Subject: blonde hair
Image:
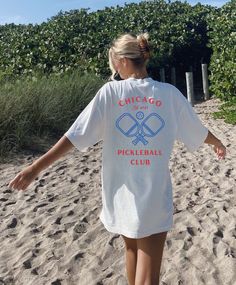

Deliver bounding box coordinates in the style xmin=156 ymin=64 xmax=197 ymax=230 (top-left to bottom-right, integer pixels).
xmin=108 ymin=32 xmax=151 ymax=81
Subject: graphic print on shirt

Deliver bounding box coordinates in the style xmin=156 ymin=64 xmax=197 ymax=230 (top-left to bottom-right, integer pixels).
xmin=115 ymin=111 xmax=165 ymax=145
xmin=115 ymin=95 xmax=165 ymax=166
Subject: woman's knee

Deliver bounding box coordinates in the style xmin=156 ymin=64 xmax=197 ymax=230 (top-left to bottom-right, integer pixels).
xmin=135 ymin=277 xmax=159 ymax=285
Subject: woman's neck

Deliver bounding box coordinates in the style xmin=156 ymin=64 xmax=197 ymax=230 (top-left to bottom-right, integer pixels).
xmin=126 ymin=71 xmax=149 ymax=79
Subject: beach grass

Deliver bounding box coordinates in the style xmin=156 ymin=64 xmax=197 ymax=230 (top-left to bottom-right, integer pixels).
xmin=0 ymin=69 xmax=105 ymax=162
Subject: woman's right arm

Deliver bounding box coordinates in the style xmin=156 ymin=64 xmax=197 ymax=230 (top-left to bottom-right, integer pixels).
xmin=8 ymin=135 xmax=74 ymax=191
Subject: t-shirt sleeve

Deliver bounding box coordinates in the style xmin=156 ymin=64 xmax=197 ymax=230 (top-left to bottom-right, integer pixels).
xmin=64 ymin=85 xmax=105 ymax=152
xmin=173 ymin=86 xmax=209 ymax=153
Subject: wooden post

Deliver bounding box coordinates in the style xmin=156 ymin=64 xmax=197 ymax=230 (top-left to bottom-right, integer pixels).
xmin=185 ymin=72 xmax=195 ymax=106
xmin=171 ymin=67 xmax=176 ymax=86
xmin=160 ymin=68 xmax=165 ymax=82
xmin=202 ymin=63 xmax=210 ymax=100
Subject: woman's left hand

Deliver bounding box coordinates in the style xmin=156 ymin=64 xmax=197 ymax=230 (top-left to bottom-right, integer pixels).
xmin=213 ymin=142 xmax=226 ymax=160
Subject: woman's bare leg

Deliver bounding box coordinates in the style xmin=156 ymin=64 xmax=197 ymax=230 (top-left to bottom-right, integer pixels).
xmin=121 ymin=235 xmax=137 ymax=285
xmin=135 ymin=231 xmax=168 ymax=285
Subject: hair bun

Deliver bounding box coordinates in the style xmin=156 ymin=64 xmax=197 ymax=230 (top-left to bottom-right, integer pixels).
xmin=137 ymin=32 xmax=150 ymax=60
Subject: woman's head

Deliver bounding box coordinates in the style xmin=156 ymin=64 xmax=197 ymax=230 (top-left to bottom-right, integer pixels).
xmin=108 ymin=32 xmax=151 ymax=80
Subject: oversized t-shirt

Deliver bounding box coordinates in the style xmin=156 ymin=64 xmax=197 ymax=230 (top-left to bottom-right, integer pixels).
xmin=64 ymin=77 xmax=208 ymax=238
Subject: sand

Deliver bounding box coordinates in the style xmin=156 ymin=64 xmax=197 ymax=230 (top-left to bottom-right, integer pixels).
xmin=0 ymin=97 xmax=235 ymax=285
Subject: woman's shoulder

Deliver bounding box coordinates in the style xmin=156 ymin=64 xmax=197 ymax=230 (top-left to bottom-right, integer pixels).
xmin=103 ymin=78 xmax=180 ymax=94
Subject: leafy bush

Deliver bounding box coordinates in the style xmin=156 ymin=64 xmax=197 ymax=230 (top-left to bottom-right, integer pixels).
xmin=0 ymin=1 xmax=216 ymax=83
xmin=207 ymin=0 xmax=236 ymax=101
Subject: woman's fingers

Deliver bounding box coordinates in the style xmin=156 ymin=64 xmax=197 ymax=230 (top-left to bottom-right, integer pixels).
xmin=8 ymin=165 xmax=38 ymax=191
xmin=16 ymin=178 xmax=27 ymax=191
xmin=221 ymin=146 xmax=226 ymax=159
xmin=8 ymin=173 xmax=23 ymax=189
xmin=213 ymin=145 xmax=226 ymax=160
xmin=20 ymin=181 xmax=29 ymax=191
xmin=10 ymin=176 xmax=24 ymax=190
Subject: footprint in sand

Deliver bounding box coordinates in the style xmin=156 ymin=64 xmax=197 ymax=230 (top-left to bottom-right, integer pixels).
xmin=31 ymin=267 xmax=39 ymax=275
xmin=74 ymin=252 xmax=85 ymax=261
xmin=212 ymin=228 xmax=224 ymax=256
xmin=74 ymin=222 xmax=88 ymax=234
xmin=7 ymin=217 xmax=18 ymax=228
xmin=69 ymin=177 xmax=76 ymax=183
xmin=5 ymin=201 xmax=16 ymax=207
xmin=23 ymin=258 xmax=32 ymax=269
xmin=79 ymin=182 xmax=86 ymax=188
xmin=30 ymin=224 xmax=45 ymax=234
xmin=23 ymin=247 xmax=41 ymax=271
xmin=225 ymin=168 xmax=233 ymax=177
xmin=225 ymin=247 xmax=236 ymax=258
xmin=55 ymin=217 xmax=62 ymax=225
xmin=47 ymin=229 xmax=65 ymax=239
xmin=48 ymin=196 xmax=55 ymax=202
xmin=108 ymin=234 xmax=120 ymax=247
xmin=194 ymin=187 xmax=201 ymax=196
xmin=0 ymin=197 xmax=8 ymax=202
xmin=80 ymin=195 xmax=88 ymax=203
xmin=73 ymin=223 xmax=88 ymax=241
xmin=80 ymin=167 xmax=90 ymax=175
xmin=81 ymin=154 xmax=89 ymax=162
xmin=3 ymin=189 xmax=12 ymax=194
xmin=26 ymin=194 xmax=36 ymax=202
xmin=47 ymin=206 xmax=57 ymax=213
xmin=186 ymin=226 xmax=198 ymax=236
xmin=51 ymin=279 xmax=62 ymax=285
xmin=55 ymin=165 xmax=67 ymax=172
xmin=183 ymin=237 xmax=193 ymax=251
xmin=73 ymin=198 xmax=80 ymax=204
xmin=33 ymin=203 xmax=48 ymax=212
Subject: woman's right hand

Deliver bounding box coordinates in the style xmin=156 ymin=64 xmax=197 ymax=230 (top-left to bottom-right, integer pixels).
xmin=8 ymin=164 xmax=40 ymax=191
xmin=8 ymin=135 xmax=74 ymax=191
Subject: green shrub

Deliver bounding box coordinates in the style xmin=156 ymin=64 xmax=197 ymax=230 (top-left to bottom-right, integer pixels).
xmin=0 ymin=1 xmax=216 ymax=82
xmin=207 ymin=0 xmax=236 ymax=101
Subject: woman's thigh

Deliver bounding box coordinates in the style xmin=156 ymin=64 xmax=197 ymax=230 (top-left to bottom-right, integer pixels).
xmin=135 ymin=231 xmax=168 ymax=284
xmin=122 ymin=235 xmax=137 ymax=250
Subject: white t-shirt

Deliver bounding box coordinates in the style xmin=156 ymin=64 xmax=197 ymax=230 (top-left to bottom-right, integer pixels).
xmin=64 ymin=77 xmax=208 ymax=238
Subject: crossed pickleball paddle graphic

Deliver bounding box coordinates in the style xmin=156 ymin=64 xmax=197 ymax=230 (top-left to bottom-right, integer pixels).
xmin=115 ymin=111 xmax=165 ymax=145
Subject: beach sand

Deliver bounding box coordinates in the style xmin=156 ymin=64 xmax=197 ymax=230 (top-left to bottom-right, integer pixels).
xmin=0 ymin=97 xmax=235 ymax=285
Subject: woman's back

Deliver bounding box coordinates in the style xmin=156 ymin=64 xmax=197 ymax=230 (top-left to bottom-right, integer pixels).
xmin=64 ymin=76 xmax=209 ymax=239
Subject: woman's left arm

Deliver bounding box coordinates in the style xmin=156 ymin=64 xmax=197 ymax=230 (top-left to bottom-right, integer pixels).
xmin=204 ymin=130 xmax=226 ymax=160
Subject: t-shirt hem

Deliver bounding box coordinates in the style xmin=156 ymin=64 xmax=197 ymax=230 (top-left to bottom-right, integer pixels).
xmin=100 ymin=217 xmax=173 ymax=239
xmin=64 ymin=132 xmax=88 ymax=152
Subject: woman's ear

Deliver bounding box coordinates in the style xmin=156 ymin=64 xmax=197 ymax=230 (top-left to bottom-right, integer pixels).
xmin=121 ymin=57 xmax=127 ymax=67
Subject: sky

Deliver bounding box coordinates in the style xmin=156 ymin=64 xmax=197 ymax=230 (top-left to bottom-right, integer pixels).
xmin=0 ymin=0 xmax=229 ymax=25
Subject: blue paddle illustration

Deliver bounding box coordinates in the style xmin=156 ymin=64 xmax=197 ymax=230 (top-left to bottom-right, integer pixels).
xmin=132 ymin=113 xmax=165 ymax=145
xmin=115 ymin=113 xmax=148 ymax=145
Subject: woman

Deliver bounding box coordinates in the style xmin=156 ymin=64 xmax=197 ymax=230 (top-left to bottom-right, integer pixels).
xmin=8 ymin=32 xmax=226 ymax=285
